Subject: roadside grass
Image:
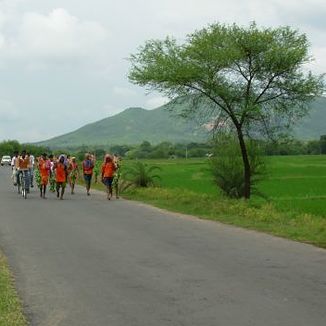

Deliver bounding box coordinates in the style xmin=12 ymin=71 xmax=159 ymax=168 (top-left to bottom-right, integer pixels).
xmin=83 ymin=155 xmax=326 ymax=248
xmin=0 ymin=252 xmax=26 ymax=326
xmin=122 ymin=187 xmax=326 ymax=248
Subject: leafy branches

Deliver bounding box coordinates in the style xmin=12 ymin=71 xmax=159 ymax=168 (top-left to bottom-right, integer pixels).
xmin=129 ymin=22 xmax=325 ymax=198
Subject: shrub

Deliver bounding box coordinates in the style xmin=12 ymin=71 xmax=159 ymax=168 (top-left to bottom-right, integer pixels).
xmin=125 ymin=161 xmax=161 ymax=187
xmin=210 ymin=134 xmax=265 ymax=198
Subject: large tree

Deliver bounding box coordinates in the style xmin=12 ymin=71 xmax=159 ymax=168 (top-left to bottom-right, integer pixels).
xmin=128 ymin=23 xmax=324 ymax=199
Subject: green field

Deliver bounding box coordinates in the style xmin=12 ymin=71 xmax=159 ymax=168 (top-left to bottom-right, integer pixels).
xmin=124 ymin=155 xmax=326 ymax=218
xmin=260 ymin=156 xmax=326 ymax=216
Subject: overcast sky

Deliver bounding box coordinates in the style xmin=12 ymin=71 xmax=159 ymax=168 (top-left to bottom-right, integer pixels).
xmin=0 ymin=0 xmax=325 ymax=142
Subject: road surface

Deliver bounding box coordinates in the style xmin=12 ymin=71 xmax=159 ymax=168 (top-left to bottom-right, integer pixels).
xmin=0 ymin=167 xmax=325 ymax=326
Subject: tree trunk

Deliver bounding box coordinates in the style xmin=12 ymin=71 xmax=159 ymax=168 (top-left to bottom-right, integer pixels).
xmin=236 ymin=127 xmax=251 ymax=199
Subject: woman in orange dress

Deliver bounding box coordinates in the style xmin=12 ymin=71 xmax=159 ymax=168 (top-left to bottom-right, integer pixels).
xmin=101 ymin=154 xmax=116 ymax=200
xmin=38 ymin=153 xmax=50 ymax=199
xmin=53 ymin=155 xmax=68 ymax=200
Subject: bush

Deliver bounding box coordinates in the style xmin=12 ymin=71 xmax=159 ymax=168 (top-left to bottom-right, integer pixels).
xmin=125 ymin=161 xmax=161 ymax=187
xmin=210 ymin=134 xmax=265 ymax=198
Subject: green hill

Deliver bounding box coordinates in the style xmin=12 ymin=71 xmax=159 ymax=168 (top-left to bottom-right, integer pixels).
xmin=38 ymin=97 xmax=326 ymax=149
xmin=38 ymin=105 xmax=209 ymax=148
xmin=293 ymin=97 xmax=326 ymax=139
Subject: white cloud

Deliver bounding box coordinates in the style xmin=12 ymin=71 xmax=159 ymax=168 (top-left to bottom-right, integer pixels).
xmin=309 ymin=46 xmax=326 ymax=74
xmin=0 ymin=8 xmax=110 ymax=66
xmin=145 ymin=96 xmax=169 ymax=109
xmin=113 ymin=86 xmax=137 ymax=97
xmin=0 ymin=99 xmax=19 ymax=122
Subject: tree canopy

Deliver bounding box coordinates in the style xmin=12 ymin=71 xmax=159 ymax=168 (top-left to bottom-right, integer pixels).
xmin=129 ymin=23 xmax=325 ymax=198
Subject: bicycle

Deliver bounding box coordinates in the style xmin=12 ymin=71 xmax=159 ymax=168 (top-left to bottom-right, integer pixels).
xmin=17 ymin=169 xmax=30 ymax=199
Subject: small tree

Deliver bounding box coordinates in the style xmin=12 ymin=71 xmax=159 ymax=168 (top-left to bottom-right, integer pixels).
xmin=211 ymin=133 xmax=265 ymax=198
xmin=129 ymin=23 xmax=324 ymax=198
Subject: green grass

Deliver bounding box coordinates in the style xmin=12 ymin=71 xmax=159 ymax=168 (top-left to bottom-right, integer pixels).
xmin=122 ymin=187 xmax=326 ymax=248
xmin=84 ymin=156 xmax=326 ymax=247
xmin=260 ymin=155 xmax=326 ymax=216
xmin=134 ymin=156 xmax=326 ymax=218
xmin=0 ymin=252 xmax=26 ymax=326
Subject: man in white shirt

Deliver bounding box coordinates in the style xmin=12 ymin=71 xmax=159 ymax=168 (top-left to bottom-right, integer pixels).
xmin=11 ymin=151 xmax=19 ymax=186
xmin=28 ymin=153 xmax=35 ymax=188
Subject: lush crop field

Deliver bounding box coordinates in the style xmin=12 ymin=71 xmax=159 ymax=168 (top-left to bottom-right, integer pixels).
xmin=260 ymin=155 xmax=326 ymax=217
xmin=131 ymin=155 xmax=326 ymax=218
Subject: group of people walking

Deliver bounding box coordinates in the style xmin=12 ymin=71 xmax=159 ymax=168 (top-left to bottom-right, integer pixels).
xmin=11 ymin=151 xmax=120 ymax=200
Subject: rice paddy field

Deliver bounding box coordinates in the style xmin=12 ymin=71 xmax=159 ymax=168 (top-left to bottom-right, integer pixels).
xmin=260 ymin=156 xmax=326 ymax=217
xmin=133 ymin=155 xmax=326 ymax=218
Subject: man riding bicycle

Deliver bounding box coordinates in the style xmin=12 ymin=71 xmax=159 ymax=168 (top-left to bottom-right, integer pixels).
xmin=17 ymin=150 xmax=31 ymax=193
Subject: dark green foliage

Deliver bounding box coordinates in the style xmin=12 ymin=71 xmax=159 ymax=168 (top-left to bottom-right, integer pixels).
xmin=264 ymin=137 xmax=323 ymax=155
xmin=125 ymin=161 xmax=161 ymax=187
xmin=110 ymin=145 xmax=131 ymax=157
xmin=211 ymin=134 xmax=265 ymax=198
xmin=0 ymin=140 xmax=49 ymax=157
xmin=320 ymin=135 xmax=326 ymax=154
xmin=125 ymin=141 xmax=212 ymax=159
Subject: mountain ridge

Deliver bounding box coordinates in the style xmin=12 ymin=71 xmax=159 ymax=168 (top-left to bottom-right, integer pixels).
xmin=37 ymin=104 xmax=209 ymax=148
xmin=37 ymin=98 xmax=326 ymax=148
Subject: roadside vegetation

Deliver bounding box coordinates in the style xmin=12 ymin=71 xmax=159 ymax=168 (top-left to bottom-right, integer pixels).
xmin=0 ymin=252 xmax=26 ymax=326
xmin=88 ymin=156 xmax=326 ymax=248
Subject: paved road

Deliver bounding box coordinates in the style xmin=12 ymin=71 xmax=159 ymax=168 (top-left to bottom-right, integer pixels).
xmin=0 ymin=167 xmax=325 ymax=326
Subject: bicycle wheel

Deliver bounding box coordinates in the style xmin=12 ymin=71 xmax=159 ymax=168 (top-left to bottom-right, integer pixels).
xmin=20 ymin=174 xmax=25 ymax=198
xmin=17 ymin=172 xmax=22 ymax=194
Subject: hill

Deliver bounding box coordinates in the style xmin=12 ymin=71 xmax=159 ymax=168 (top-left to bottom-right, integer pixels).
xmin=293 ymin=97 xmax=326 ymax=139
xmin=38 ymin=105 xmax=209 ymax=148
xmin=37 ymin=97 xmax=326 ymax=148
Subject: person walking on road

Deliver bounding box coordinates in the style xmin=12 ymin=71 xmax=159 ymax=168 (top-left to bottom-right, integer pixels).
xmin=48 ymin=154 xmax=56 ymax=193
xmin=112 ymin=154 xmax=121 ymax=199
xmin=38 ymin=153 xmax=50 ymax=199
xmin=82 ymin=153 xmax=95 ymax=196
xmin=101 ymin=154 xmax=116 ymax=200
xmin=27 ymin=152 xmax=35 ymax=188
xmin=11 ymin=151 xmax=19 ymax=186
xmin=53 ymin=155 xmax=68 ymax=200
xmin=68 ymin=157 xmax=79 ymax=194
